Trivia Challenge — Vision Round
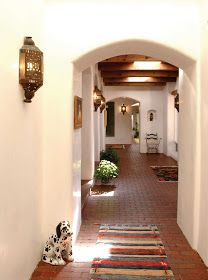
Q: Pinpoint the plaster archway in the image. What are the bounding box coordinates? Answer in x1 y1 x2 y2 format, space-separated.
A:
73 39 195 71
71 38 200 254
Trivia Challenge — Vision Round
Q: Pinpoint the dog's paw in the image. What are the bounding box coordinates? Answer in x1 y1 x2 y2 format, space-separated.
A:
58 259 66 265
42 256 59 265
51 259 59 265
67 256 74 262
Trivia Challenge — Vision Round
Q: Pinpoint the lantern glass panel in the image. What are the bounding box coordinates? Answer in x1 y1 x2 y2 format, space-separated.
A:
19 53 26 80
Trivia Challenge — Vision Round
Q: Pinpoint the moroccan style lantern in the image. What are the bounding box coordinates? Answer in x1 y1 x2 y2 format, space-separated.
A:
19 36 43 103
171 90 179 112
121 103 127 115
100 95 106 113
93 86 102 111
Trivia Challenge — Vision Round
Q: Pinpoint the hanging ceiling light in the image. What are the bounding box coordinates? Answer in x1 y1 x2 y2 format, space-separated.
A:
93 86 102 111
121 103 127 115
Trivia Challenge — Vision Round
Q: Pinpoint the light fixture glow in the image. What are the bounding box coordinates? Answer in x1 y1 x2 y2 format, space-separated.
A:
128 77 150 82
133 61 161 69
100 95 106 113
93 86 102 111
121 104 127 115
131 102 140 107
11 63 18 70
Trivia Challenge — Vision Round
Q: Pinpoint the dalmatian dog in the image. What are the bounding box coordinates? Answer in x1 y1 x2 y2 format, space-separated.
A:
42 221 73 265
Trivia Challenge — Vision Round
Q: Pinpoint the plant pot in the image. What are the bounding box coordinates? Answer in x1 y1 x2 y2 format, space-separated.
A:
101 178 111 184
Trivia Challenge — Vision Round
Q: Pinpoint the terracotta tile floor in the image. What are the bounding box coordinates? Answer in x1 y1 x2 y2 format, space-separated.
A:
31 145 208 280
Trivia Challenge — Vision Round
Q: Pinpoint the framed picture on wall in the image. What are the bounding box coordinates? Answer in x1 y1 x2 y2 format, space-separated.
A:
74 96 82 129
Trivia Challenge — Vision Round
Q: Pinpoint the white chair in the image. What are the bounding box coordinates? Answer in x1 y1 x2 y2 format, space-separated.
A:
146 133 161 153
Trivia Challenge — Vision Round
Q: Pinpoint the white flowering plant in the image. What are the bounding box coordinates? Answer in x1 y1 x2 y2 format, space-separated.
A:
94 160 119 183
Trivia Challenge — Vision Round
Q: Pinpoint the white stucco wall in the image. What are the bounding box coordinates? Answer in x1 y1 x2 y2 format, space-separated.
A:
105 98 135 145
81 68 94 180
198 0 208 265
105 87 166 153
163 83 178 161
163 88 168 155
94 111 101 161
177 64 201 249
1 1 208 280
0 1 43 280
100 111 106 151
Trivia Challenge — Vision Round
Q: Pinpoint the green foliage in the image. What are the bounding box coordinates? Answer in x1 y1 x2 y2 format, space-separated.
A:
94 160 119 183
133 122 139 138
100 148 120 165
133 129 139 138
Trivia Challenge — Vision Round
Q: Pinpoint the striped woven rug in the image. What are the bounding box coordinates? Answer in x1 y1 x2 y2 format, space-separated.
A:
90 224 175 280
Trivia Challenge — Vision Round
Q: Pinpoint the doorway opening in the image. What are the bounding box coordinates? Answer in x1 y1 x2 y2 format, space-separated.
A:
73 39 199 253
105 97 140 151
131 101 140 145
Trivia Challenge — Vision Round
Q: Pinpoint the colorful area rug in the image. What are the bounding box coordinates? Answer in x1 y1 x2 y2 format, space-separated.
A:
90 224 175 279
151 166 178 182
91 185 116 196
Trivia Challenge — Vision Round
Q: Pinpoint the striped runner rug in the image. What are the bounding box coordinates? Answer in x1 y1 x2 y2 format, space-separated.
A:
90 224 175 280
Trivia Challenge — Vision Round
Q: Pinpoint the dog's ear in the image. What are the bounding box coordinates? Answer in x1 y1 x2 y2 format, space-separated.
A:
56 222 62 238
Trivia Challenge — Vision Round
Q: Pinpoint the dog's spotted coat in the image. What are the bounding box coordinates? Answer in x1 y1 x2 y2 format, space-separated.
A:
42 221 73 265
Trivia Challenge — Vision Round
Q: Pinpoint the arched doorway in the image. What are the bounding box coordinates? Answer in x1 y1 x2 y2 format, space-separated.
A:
105 97 140 149
71 39 199 252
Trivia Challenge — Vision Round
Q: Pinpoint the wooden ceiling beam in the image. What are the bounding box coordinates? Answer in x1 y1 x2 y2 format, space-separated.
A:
103 77 176 83
101 70 179 78
98 55 179 87
102 54 160 62
104 82 166 86
98 62 178 71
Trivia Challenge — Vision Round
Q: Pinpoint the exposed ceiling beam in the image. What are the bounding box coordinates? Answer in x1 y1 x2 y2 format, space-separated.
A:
103 77 176 83
98 62 178 71
102 54 160 62
104 82 166 86
101 70 179 78
98 54 178 88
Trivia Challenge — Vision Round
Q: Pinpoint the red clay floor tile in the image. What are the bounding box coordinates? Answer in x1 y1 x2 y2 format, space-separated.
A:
31 145 208 280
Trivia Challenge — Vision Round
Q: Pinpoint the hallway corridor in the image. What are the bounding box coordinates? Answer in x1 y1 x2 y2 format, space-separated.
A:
31 146 208 280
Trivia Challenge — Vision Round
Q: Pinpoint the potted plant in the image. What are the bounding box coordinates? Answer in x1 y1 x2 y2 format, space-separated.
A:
100 148 120 165
94 160 119 184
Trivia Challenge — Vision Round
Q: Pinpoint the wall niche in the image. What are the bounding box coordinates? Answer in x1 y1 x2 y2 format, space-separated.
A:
147 110 156 122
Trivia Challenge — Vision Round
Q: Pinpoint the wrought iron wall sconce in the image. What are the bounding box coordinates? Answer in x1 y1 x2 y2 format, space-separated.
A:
93 86 102 111
100 95 106 113
175 93 179 112
19 36 43 103
171 90 179 112
121 104 127 115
